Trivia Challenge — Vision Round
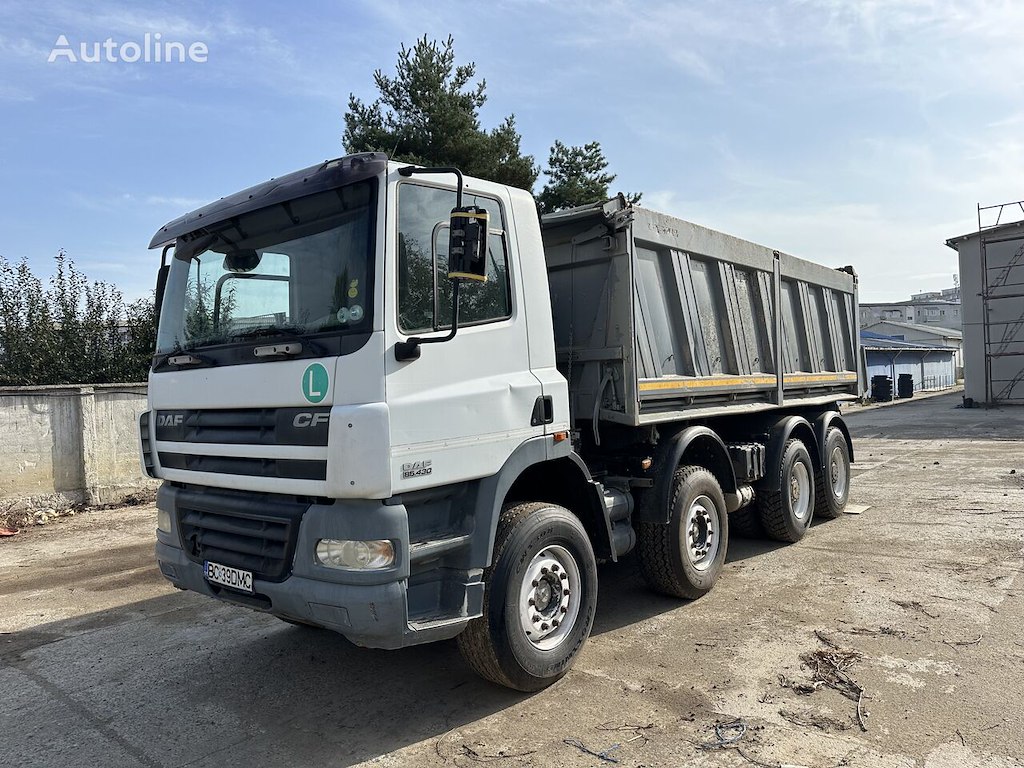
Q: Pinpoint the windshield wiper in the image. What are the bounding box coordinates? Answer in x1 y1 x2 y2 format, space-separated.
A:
230 325 327 357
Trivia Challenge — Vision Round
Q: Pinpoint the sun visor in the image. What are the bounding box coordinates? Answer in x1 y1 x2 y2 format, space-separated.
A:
148 152 388 249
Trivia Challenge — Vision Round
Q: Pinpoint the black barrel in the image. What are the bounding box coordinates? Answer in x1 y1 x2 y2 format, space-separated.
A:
871 375 893 401
897 373 914 399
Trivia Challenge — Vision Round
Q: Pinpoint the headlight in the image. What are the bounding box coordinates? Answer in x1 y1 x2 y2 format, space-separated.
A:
315 539 395 570
157 507 172 533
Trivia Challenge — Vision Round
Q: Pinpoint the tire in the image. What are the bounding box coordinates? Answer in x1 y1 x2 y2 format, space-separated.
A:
456 502 598 691
814 427 851 520
637 466 729 599
758 438 815 542
729 506 764 538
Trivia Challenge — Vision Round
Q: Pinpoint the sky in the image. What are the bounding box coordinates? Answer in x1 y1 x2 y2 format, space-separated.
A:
1 0 1022 304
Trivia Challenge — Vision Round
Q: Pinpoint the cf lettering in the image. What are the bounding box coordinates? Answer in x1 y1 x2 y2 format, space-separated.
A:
293 413 330 428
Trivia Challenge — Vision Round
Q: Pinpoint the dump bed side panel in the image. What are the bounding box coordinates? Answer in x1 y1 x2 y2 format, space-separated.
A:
542 202 861 428
543 208 636 429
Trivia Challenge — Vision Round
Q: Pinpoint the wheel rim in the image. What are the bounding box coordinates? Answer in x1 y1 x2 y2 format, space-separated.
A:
683 495 720 571
829 446 848 499
790 461 811 521
518 545 581 651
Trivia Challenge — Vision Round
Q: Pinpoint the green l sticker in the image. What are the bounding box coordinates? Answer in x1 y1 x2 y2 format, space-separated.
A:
302 363 329 404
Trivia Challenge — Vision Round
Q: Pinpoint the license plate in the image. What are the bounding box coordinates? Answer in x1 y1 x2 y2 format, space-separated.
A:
204 561 254 593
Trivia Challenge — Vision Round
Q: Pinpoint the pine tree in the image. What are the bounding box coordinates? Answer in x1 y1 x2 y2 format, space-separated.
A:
344 35 538 190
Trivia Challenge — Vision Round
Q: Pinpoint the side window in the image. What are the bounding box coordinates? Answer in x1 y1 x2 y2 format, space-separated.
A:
397 183 511 333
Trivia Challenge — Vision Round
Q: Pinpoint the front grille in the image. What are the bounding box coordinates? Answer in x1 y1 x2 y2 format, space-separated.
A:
159 452 327 481
176 487 309 582
153 407 331 482
154 407 330 446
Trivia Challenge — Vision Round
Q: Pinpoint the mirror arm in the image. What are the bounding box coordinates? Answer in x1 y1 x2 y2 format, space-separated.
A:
395 280 461 362
398 166 464 209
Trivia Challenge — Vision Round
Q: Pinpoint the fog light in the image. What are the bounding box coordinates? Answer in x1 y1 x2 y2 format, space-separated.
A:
157 507 172 533
315 539 395 570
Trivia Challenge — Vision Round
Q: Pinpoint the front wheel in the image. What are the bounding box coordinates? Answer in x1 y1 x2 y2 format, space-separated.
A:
457 502 598 691
638 466 729 599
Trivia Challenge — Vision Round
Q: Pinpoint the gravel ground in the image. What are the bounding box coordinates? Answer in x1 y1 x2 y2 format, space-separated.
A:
1 391 1022 768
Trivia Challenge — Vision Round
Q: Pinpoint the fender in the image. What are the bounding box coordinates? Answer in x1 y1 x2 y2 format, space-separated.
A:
813 410 855 466
758 415 818 491
635 426 737 524
470 437 609 568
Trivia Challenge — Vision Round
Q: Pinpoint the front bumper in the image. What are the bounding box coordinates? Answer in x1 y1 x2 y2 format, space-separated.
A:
155 484 481 649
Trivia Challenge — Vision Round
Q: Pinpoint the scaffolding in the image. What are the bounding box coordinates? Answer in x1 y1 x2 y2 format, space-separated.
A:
977 200 1024 404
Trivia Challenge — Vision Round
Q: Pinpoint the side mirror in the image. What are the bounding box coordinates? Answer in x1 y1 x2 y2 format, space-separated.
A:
223 248 261 273
154 264 169 315
448 206 488 282
394 166 486 363
154 243 173 316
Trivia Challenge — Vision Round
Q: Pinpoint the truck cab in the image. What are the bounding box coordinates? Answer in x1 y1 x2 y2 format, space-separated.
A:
145 154 603 690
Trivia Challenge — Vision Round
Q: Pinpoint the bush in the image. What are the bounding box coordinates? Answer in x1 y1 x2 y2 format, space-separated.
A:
0 251 157 385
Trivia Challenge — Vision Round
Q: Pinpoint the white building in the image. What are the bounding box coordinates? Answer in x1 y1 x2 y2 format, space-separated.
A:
859 298 961 329
946 214 1024 406
911 287 961 302
861 332 958 395
862 320 963 379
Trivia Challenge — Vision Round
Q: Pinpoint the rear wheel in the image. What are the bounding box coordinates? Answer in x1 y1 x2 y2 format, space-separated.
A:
729 506 764 539
457 502 598 691
758 438 815 542
814 427 851 520
638 466 729 599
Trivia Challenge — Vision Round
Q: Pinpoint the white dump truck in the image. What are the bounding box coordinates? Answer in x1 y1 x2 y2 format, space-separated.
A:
142 153 861 690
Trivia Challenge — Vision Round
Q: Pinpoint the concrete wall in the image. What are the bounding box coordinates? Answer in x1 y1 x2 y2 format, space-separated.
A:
0 384 158 507
956 227 1024 404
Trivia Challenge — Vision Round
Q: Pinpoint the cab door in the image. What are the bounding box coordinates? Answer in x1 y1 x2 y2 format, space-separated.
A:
384 177 544 492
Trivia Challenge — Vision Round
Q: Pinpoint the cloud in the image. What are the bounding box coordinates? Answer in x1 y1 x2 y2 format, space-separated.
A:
0 31 51 61
644 157 980 302
68 191 136 213
665 198 961 301
144 195 208 209
667 48 723 86
69 192 210 213
0 83 34 102
5 0 1022 308
0 0 329 103
793 0 1024 97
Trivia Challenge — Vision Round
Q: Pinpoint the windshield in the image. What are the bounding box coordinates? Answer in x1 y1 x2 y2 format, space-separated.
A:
156 179 376 356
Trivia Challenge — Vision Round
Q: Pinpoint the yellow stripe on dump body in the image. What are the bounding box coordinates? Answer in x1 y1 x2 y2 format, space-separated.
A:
638 372 858 393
